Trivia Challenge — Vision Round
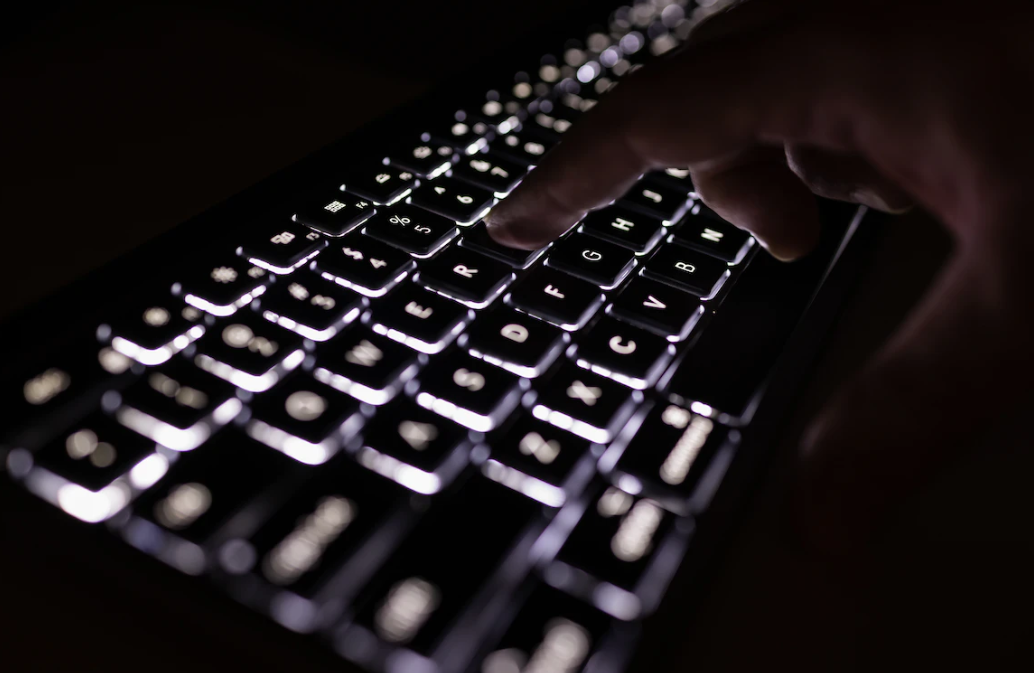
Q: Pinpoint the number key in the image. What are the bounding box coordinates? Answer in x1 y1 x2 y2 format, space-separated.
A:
363 205 457 257
409 176 495 225
340 166 419 206
314 232 415 298
257 268 362 341
388 136 457 179
174 259 270 317
451 152 526 196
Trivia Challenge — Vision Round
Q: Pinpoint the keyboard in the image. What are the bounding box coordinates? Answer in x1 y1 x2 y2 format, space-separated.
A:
0 2 869 672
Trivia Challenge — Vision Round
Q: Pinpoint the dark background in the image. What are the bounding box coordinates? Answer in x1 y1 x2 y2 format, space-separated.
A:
2 1 1034 671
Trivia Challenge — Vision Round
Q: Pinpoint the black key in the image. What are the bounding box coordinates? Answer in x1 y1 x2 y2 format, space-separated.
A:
546 234 635 289
369 284 471 354
621 180 691 225
464 306 567 377
130 431 299 546
292 193 377 237
477 585 613 673
175 259 270 317
313 327 420 406
579 205 664 254
609 277 702 340
571 316 674 390
430 117 492 154
605 402 730 515
314 233 416 298
340 166 419 206
524 108 575 138
641 246 730 298
458 221 546 269
362 205 457 257
670 215 754 263
648 166 695 193
492 131 553 166
232 457 405 598
32 413 155 492
687 199 726 224
388 137 457 179
551 483 679 618
507 267 603 330
194 313 305 392
346 475 540 657
414 350 523 432
531 365 639 443
464 96 526 130
240 223 326 274
257 269 362 341
356 401 469 492
480 414 592 507
418 246 515 308
103 299 207 365
451 152 526 196
409 177 495 225
117 359 241 451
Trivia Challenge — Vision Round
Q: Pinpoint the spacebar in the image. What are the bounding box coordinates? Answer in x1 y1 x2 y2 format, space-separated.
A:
665 211 856 420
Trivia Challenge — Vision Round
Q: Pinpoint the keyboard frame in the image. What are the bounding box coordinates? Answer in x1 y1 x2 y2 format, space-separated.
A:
0 2 883 671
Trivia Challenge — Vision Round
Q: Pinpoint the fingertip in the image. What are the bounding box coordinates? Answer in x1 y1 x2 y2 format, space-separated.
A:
484 216 542 251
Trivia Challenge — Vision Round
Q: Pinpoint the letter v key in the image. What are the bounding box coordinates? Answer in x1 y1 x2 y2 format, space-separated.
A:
643 295 667 310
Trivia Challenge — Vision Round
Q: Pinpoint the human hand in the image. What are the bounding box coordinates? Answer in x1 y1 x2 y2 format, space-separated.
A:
485 0 1034 555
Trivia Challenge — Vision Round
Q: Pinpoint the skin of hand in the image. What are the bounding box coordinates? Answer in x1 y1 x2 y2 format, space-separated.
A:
485 0 1034 557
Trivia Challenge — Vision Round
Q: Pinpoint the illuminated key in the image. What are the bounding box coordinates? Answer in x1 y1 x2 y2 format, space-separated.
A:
193 313 305 393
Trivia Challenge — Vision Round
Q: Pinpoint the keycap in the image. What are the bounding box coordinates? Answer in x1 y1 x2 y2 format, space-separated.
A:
571 316 674 390
257 269 363 341
670 215 753 263
362 205 458 257
523 108 575 139
32 413 156 492
608 277 702 340
102 300 207 365
479 414 592 507
492 131 553 166
314 326 420 406
409 177 495 225
507 267 603 330
648 166 695 194
240 223 326 274
417 246 515 308
430 117 492 154
414 350 524 432
620 180 690 225
579 204 664 254
641 246 730 298
194 314 305 392
388 137 457 179
464 306 568 377
465 96 525 131
451 152 526 196
550 483 680 618
345 475 541 659
604 403 730 515
369 284 471 354
531 364 639 443
314 233 416 298
458 221 546 269
476 585 614 673
230 456 405 598
355 400 470 493
130 431 299 546
174 259 270 317
340 166 419 206
247 373 363 464
117 359 242 451
546 234 636 289
292 193 377 237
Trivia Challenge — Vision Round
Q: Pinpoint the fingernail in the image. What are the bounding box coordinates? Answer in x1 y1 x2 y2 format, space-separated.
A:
851 189 913 214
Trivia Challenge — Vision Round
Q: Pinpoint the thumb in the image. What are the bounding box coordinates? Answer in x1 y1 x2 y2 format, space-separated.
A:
797 243 1034 558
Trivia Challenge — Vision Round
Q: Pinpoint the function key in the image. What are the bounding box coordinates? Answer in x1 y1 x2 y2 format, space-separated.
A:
240 224 326 274
642 246 730 298
116 359 242 451
408 176 495 225
340 166 419 206
292 193 377 237
257 269 362 341
670 215 754 264
609 277 702 341
174 259 270 317
571 316 675 390
414 350 524 432
103 300 206 366
32 413 155 493
388 137 457 179
363 205 458 257
369 283 471 354
314 233 416 298
507 266 604 330
621 180 691 225
194 314 305 393
464 306 568 377
579 205 664 254
417 246 515 308
458 221 546 269
531 364 640 443
546 234 636 289
492 131 553 166
451 152 526 196
314 326 419 406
